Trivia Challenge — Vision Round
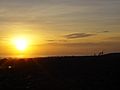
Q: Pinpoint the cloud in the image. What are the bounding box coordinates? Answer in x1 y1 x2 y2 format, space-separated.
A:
107 36 120 41
0 36 9 40
103 31 110 33
47 39 67 42
64 33 95 39
99 31 110 33
45 41 120 47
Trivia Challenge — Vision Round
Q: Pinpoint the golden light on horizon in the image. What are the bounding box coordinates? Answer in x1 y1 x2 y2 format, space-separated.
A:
13 37 28 52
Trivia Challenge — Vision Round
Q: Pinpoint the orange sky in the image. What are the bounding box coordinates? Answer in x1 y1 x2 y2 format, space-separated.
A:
0 0 120 57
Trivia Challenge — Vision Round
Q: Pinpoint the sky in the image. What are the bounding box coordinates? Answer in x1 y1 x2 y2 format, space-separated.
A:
0 0 120 57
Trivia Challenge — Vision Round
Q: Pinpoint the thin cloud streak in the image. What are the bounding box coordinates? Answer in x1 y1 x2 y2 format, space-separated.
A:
64 33 95 39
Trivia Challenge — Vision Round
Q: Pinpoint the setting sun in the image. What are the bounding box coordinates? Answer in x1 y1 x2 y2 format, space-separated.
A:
13 38 28 51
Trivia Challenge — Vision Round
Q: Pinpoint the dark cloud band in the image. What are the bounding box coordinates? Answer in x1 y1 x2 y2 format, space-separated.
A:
64 33 95 39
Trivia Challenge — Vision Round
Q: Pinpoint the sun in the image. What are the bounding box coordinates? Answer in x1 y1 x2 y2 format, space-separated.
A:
13 37 28 51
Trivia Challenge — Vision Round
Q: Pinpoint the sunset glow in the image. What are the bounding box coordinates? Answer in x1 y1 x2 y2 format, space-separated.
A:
13 37 28 51
0 0 119 57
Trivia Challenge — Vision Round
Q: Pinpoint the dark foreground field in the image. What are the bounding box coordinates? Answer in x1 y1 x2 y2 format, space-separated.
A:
0 53 120 89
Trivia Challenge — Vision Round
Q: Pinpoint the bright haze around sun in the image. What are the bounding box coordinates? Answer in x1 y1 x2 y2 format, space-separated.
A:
12 37 28 51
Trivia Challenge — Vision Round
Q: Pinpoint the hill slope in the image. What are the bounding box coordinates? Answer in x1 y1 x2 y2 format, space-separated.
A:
0 53 120 89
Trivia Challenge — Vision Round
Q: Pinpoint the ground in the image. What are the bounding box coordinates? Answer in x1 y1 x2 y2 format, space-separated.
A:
0 53 120 89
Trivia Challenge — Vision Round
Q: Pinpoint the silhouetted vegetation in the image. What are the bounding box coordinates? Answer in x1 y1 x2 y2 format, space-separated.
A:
0 53 120 89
